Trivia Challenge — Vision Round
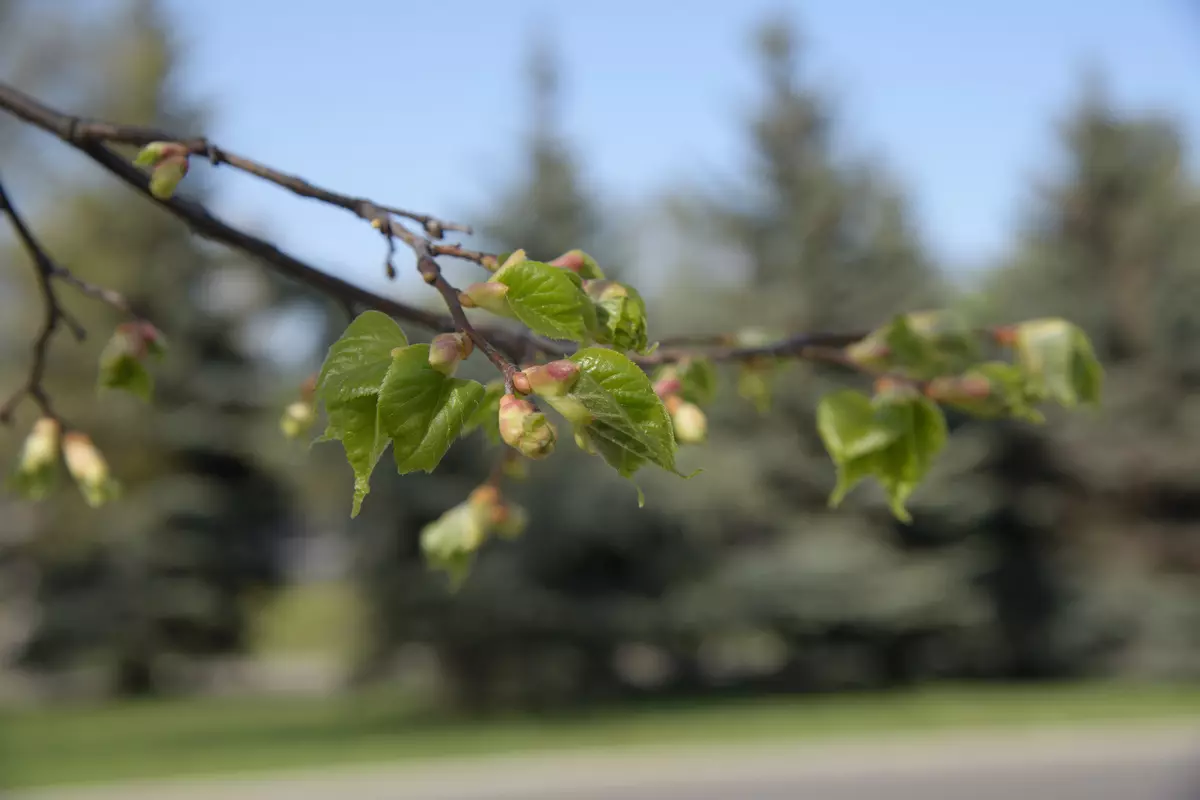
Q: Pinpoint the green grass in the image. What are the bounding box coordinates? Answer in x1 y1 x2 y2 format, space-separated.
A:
5 682 1200 789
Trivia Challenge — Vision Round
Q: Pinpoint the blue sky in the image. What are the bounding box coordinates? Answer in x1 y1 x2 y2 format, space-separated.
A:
159 0 1200 301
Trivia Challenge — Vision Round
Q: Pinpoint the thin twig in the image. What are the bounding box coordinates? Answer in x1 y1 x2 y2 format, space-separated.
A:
0 178 72 423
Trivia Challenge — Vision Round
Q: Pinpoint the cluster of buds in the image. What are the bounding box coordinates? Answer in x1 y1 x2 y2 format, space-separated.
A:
133 141 192 200
498 394 557 459
428 332 474 376
654 368 707 445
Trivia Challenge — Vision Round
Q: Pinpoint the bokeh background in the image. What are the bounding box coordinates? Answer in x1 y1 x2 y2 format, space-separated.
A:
3 1 1200 797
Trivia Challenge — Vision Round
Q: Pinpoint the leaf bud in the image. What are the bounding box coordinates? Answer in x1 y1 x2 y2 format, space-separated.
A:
149 155 189 200
498 395 557 459
665 395 707 444
461 281 513 317
522 360 580 397
428 332 473 375
10 417 61 501
62 432 120 508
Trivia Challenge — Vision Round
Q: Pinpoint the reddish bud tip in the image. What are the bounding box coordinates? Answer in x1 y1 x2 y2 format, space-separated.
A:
993 326 1018 346
549 250 587 273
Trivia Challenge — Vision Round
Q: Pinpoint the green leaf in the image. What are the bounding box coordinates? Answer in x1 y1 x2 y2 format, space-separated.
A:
377 345 485 474
315 311 408 406
494 260 597 342
1013 319 1104 408
420 500 492 589
97 326 156 402
98 352 153 402
463 380 505 444
547 347 679 479
317 393 389 518
816 388 948 523
395 377 486 473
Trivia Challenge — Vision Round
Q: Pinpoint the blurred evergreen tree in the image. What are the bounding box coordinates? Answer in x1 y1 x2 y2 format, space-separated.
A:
966 74 1200 679
649 15 993 691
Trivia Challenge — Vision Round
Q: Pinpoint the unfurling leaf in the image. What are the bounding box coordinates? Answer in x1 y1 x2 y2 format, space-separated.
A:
460 281 516 317
498 395 557 459
315 311 408 406
816 388 947 523
586 280 651 354
428 332 473 376
8 417 61 501
421 496 492 588
97 322 165 403
420 485 527 587
549 249 606 279
493 260 597 342
534 348 682 488
521 360 581 397
1011 318 1103 409
148 156 189 199
62 432 120 508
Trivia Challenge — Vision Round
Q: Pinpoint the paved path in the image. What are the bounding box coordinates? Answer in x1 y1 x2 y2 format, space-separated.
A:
15 723 1200 800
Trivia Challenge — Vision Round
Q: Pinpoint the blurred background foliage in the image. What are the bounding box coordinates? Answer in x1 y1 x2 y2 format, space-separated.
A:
2 0 1200 723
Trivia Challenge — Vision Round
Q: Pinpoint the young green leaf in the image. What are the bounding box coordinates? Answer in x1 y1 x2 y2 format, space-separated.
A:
97 324 163 403
317 393 390 518
377 344 486 474
97 350 153 402
587 280 651 354
493 260 597 342
537 347 680 480
315 311 408 406
816 388 948 523
1012 319 1104 408
420 499 492 589
395 377 486 473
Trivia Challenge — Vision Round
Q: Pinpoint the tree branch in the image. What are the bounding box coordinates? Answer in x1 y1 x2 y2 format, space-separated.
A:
0 80 925 407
